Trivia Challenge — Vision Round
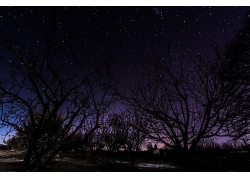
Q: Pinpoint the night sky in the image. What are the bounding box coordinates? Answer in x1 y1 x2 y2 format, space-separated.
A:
0 6 249 144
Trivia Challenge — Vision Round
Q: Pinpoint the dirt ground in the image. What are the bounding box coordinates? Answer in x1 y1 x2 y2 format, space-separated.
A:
0 149 181 172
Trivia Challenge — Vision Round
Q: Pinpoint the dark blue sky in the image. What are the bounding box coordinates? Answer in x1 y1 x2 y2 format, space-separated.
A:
0 6 249 144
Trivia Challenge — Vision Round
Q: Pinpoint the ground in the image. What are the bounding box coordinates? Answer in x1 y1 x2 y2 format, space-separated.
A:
0 149 181 172
1 149 250 172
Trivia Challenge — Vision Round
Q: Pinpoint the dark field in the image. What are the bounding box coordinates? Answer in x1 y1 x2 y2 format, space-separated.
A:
1 149 250 172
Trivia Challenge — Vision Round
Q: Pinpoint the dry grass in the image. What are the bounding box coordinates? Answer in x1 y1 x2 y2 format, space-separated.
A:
0 150 182 172
0 149 26 158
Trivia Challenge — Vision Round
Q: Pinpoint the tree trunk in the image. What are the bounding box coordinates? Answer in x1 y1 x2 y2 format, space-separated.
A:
23 147 32 165
20 145 35 171
184 141 198 171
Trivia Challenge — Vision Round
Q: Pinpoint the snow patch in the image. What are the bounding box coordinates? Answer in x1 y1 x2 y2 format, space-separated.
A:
137 163 176 169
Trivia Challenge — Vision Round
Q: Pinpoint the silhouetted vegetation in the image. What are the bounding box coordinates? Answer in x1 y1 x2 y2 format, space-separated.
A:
221 10 250 153
118 49 247 168
0 14 116 171
1 9 250 172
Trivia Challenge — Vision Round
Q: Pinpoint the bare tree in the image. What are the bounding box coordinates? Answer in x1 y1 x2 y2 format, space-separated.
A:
68 129 104 159
98 110 146 167
119 50 247 166
0 22 116 171
6 112 64 152
218 10 250 152
95 114 126 163
197 138 221 149
221 139 243 150
146 143 154 151
123 110 147 168
108 110 147 168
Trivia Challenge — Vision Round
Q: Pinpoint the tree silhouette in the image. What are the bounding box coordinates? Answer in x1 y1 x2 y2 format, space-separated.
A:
221 9 250 151
119 49 247 167
224 9 250 81
0 19 116 171
122 110 147 168
100 113 127 162
98 110 146 167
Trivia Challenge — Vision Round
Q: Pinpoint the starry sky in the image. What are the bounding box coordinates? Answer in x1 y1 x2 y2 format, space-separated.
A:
0 6 249 144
